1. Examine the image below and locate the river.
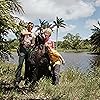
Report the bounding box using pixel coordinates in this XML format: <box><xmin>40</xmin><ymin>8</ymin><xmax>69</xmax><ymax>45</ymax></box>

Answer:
<box><xmin>60</xmin><ymin>52</ymin><xmax>100</xmax><ymax>72</ymax></box>
<box><xmin>8</xmin><ymin>52</ymin><xmax>100</xmax><ymax>72</ymax></box>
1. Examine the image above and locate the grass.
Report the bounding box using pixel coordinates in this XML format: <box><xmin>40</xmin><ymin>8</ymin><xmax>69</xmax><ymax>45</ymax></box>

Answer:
<box><xmin>57</xmin><ymin>48</ymin><xmax>90</xmax><ymax>53</ymax></box>
<box><xmin>0</xmin><ymin>61</ymin><xmax>100</xmax><ymax>100</ymax></box>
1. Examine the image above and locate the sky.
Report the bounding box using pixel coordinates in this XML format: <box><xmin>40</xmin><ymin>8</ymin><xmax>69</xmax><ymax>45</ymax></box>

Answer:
<box><xmin>9</xmin><ymin>0</ymin><xmax>100</xmax><ymax>41</ymax></box>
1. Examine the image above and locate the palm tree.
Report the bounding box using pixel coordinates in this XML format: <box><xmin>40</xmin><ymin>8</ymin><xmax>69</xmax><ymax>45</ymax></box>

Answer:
<box><xmin>90</xmin><ymin>21</ymin><xmax>100</xmax><ymax>53</ymax></box>
<box><xmin>35</xmin><ymin>19</ymin><xmax>48</xmax><ymax>33</ymax></box>
<box><xmin>35</xmin><ymin>19</ymin><xmax>53</xmax><ymax>33</ymax></box>
<box><xmin>53</xmin><ymin>17</ymin><xmax>66</xmax><ymax>50</ymax></box>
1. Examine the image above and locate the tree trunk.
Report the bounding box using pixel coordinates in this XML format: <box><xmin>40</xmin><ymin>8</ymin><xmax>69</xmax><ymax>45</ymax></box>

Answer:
<box><xmin>55</xmin><ymin>28</ymin><xmax>58</xmax><ymax>50</ymax></box>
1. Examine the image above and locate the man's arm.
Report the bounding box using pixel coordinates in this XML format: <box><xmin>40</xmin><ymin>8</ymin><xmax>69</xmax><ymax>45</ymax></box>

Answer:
<box><xmin>19</xmin><ymin>33</ymin><xmax>24</xmax><ymax>45</ymax></box>
<box><xmin>31</xmin><ymin>33</ymin><xmax>36</xmax><ymax>46</ymax></box>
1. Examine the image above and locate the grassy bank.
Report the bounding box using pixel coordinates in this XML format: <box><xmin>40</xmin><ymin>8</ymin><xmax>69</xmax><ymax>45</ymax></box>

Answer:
<box><xmin>11</xmin><ymin>48</ymin><xmax>90</xmax><ymax>53</ymax></box>
<box><xmin>0</xmin><ymin>61</ymin><xmax>100</xmax><ymax>100</ymax></box>
<box><xmin>57</xmin><ymin>48</ymin><xmax>90</xmax><ymax>53</ymax></box>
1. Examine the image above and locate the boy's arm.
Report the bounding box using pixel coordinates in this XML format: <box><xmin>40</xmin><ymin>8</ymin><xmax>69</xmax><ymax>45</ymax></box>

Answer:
<box><xmin>59</xmin><ymin>55</ymin><xmax>65</xmax><ymax>65</ymax></box>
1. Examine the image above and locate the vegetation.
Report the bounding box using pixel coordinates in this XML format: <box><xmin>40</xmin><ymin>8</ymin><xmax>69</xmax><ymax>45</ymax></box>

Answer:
<box><xmin>57</xmin><ymin>33</ymin><xmax>91</xmax><ymax>52</ymax></box>
<box><xmin>62</xmin><ymin>33</ymin><xmax>82</xmax><ymax>50</ymax></box>
<box><xmin>0</xmin><ymin>0</ymin><xmax>25</xmax><ymax>60</ymax></box>
<box><xmin>81</xmin><ymin>39</ymin><xmax>91</xmax><ymax>50</ymax></box>
<box><xmin>0</xmin><ymin>0</ymin><xmax>100</xmax><ymax>100</ymax></box>
<box><xmin>0</xmin><ymin>61</ymin><xmax>100</xmax><ymax>100</ymax></box>
<box><xmin>53</xmin><ymin>17</ymin><xmax>66</xmax><ymax>50</ymax></box>
<box><xmin>8</xmin><ymin>32</ymin><xmax>91</xmax><ymax>53</ymax></box>
<box><xmin>90</xmin><ymin>21</ymin><xmax>100</xmax><ymax>54</ymax></box>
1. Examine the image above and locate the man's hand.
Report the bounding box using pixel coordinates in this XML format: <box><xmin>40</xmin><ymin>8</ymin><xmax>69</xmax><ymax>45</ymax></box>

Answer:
<box><xmin>21</xmin><ymin>30</ymin><xmax>31</xmax><ymax>35</ymax></box>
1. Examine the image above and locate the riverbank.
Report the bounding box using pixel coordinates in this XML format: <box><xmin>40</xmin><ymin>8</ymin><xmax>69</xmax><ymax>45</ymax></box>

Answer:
<box><xmin>57</xmin><ymin>48</ymin><xmax>90</xmax><ymax>53</ymax></box>
<box><xmin>0</xmin><ymin>61</ymin><xmax>100</xmax><ymax>100</ymax></box>
<box><xmin>11</xmin><ymin>48</ymin><xmax>90</xmax><ymax>53</ymax></box>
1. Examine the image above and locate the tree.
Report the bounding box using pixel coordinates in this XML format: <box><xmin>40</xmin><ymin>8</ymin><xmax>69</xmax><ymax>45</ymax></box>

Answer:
<box><xmin>57</xmin><ymin>41</ymin><xmax>63</xmax><ymax>49</ymax></box>
<box><xmin>90</xmin><ymin>21</ymin><xmax>100</xmax><ymax>53</ymax></box>
<box><xmin>62</xmin><ymin>33</ymin><xmax>82</xmax><ymax>50</ymax></box>
<box><xmin>6</xmin><ymin>0</ymin><xmax>24</xmax><ymax>14</ymax></box>
<box><xmin>0</xmin><ymin>0</ymin><xmax>24</xmax><ymax>60</ymax></box>
<box><xmin>35</xmin><ymin>19</ymin><xmax>53</xmax><ymax>33</ymax></box>
<box><xmin>53</xmin><ymin>17</ymin><xmax>66</xmax><ymax>50</ymax></box>
<box><xmin>81</xmin><ymin>39</ymin><xmax>91</xmax><ymax>50</ymax></box>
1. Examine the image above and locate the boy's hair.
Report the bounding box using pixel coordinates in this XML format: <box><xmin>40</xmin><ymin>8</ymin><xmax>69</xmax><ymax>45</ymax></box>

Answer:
<box><xmin>43</xmin><ymin>28</ymin><xmax>52</xmax><ymax>36</ymax></box>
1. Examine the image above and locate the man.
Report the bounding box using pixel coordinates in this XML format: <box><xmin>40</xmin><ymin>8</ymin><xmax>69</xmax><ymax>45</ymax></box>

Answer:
<box><xmin>15</xmin><ymin>22</ymin><xmax>35</xmax><ymax>87</ymax></box>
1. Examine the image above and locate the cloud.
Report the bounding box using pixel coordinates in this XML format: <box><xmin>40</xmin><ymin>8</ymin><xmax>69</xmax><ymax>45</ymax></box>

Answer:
<box><xmin>14</xmin><ymin>0</ymin><xmax>98</xmax><ymax>40</ymax></box>
<box><xmin>50</xmin><ymin>24</ymin><xmax>76</xmax><ymax>41</ymax></box>
<box><xmin>95</xmin><ymin>0</ymin><xmax>100</xmax><ymax>7</ymax></box>
<box><xmin>66</xmin><ymin>24</ymin><xmax>76</xmax><ymax>32</ymax></box>
<box><xmin>85</xmin><ymin>19</ymin><xmax>100</xmax><ymax>29</ymax></box>
<box><xmin>19</xmin><ymin>0</ymin><xmax>96</xmax><ymax>21</ymax></box>
<box><xmin>85</xmin><ymin>18</ymin><xmax>100</xmax><ymax>39</ymax></box>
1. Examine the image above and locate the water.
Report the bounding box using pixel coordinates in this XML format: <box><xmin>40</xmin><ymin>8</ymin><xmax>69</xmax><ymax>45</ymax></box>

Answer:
<box><xmin>8</xmin><ymin>52</ymin><xmax>100</xmax><ymax>71</ymax></box>
<box><xmin>60</xmin><ymin>52</ymin><xmax>100</xmax><ymax>71</ymax></box>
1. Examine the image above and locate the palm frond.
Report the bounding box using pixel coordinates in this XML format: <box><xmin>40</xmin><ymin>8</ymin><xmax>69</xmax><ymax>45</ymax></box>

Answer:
<box><xmin>90</xmin><ymin>21</ymin><xmax>100</xmax><ymax>53</ymax></box>
<box><xmin>6</xmin><ymin>0</ymin><xmax>24</xmax><ymax>14</ymax></box>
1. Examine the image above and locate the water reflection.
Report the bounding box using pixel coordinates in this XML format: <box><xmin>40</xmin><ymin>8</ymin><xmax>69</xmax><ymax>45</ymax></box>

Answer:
<box><xmin>89</xmin><ymin>54</ymin><xmax>100</xmax><ymax>69</ymax></box>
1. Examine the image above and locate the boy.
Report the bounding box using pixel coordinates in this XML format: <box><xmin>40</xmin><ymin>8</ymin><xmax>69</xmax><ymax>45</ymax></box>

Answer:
<box><xmin>46</xmin><ymin>44</ymin><xmax>65</xmax><ymax>84</ymax></box>
<box><xmin>43</xmin><ymin>28</ymin><xmax>65</xmax><ymax>84</ymax></box>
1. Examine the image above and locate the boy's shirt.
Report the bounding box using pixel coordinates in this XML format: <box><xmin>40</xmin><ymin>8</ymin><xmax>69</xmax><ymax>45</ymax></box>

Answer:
<box><xmin>45</xmin><ymin>39</ymin><xmax>65</xmax><ymax>66</ymax></box>
<box><xmin>46</xmin><ymin>39</ymin><xmax>55</xmax><ymax>49</ymax></box>
<box><xmin>48</xmin><ymin>48</ymin><xmax>63</xmax><ymax>65</ymax></box>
